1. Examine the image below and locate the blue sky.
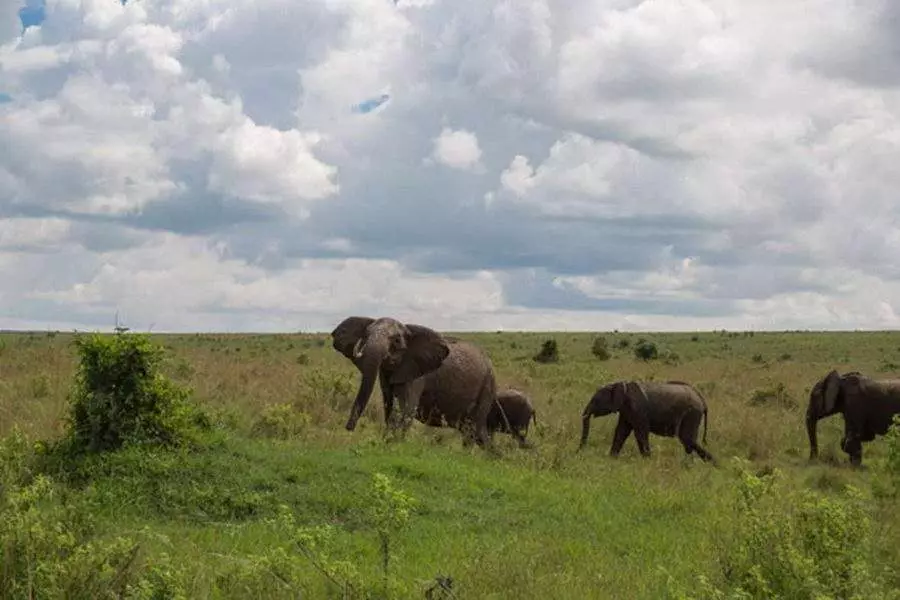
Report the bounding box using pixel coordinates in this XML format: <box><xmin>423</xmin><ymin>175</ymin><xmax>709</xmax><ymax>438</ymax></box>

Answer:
<box><xmin>18</xmin><ymin>1</ymin><xmax>45</xmax><ymax>30</ymax></box>
<box><xmin>1</xmin><ymin>1</ymin><xmax>900</xmax><ymax>333</ymax></box>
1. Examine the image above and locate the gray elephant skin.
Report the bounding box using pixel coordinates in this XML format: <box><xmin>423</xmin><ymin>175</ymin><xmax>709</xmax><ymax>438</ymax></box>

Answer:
<box><xmin>806</xmin><ymin>369</ymin><xmax>900</xmax><ymax>466</ymax></box>
<box><xmin>579</xmin><ymin>380</ymin><xmax>714</xmax><ymax>462</ymax></box>
<box><xmin>486</xmin><ymin>388</ymin><xmax>537</xmax><ymax>447</ymax></box>
<box><xmin>330</xmin><ymin>316</ymin><xmax>497</xmax><ymax>447</ymax></box>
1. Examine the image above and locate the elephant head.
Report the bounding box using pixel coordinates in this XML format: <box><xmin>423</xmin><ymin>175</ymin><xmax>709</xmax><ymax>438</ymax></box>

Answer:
<box><xmin>579</xmin><ymin>381</ymin><xmax>645</xmax><ymax>448</ymax></box>
<box><xmin>806</xmin><ymin>369</ymin><xmax>845</xmax><ymax>459</ymax></box>
<box><xmin>331</xmin><ymin>316</ymin><xmax>450</xmax><ymax>431</ymax></box>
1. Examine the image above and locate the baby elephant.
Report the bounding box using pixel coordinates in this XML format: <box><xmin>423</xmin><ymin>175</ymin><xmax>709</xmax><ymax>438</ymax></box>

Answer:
<box><xmin>487</xmin><ymin>388</ymin><xmax>537</xmax><ymax>447</ymax></box>
<box><xmin>579</xmin><ymin>380</ymin><xmax>714</xmax><ymax>462</ymax></box>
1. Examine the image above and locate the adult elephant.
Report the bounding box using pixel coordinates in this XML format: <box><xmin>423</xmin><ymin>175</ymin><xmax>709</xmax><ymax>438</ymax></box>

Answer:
<box><xmin>579</xmin><ymin>380</ymin><xmax>714</xmax><ymax>462</ymax></box>
<box><xmin>330</xmin><ymin>316</ymin><xmax>497</xmax><ymax>447</ymax></box>
<box><xmin>806</xmin><ymin>369</ymin><xmax>900</xmax><ymax>466</ymax></box>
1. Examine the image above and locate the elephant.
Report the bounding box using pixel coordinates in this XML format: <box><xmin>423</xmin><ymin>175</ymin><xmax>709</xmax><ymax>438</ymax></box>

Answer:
<box><xmin>330</xmin><ymin>316</ymin><xmax>497</xmax><ymax>447</ymax></box>
<box><xmin>486</xmin><ymin>388</ymin><xmax>538</xmax><ymax>447</ymax></box>
<box><xmin>806</xmin><ymin>369</ymin><xmax>900</xmax><ymax>466</ymax></box>
<box><xmin>579</xmin><ymin>379</ymin><xmax>714</xmax><ymax>462</ymax></box>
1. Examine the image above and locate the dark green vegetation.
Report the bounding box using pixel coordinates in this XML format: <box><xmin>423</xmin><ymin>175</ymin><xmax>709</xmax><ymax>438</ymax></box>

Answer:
<box><xmin>2</xmin><ymin>329</ymin><xmax>900</xmax><ymax>598</ymax></box>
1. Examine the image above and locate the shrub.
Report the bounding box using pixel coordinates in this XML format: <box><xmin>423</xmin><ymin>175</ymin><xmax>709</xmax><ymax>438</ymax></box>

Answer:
<box><xmin>614</xmin><ymin>338</ymin><xmax>631</xmax><ymax>349</ymax></box>
<box><xmin>591</xmin><ymin>336</ymin><xmax>611</xmax><ymax>360</ymax></box>
<box><xmin>64</xmin><ymin>331</ymin><xmax>199</xmax><ymax>454</ymax></box>
<box><xmin>633</xmin><ymin>339</ymin><xmax>659</xmax><ymax>361</ymax></box>
<box><xmin>250</xmin><ymin>403</ymin><xmax>312</xmax><ymax>440</ymax></box>
<box><xmin>748</xmin><ymin>382</ymin><xmax>796</xmax><ymax>410</ymax></box>
<box><xmin>533</xmin><ymin>339</ymin><xmax>559</xmax><ymax>364</ymax></box>
<box><xmin>670</xmin><ymin>461</ymin><xmax>898</xmax><ymax>600</ymax></box>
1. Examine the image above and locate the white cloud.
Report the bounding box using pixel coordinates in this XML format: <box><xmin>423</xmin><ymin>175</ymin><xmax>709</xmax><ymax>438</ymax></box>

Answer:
<box><xmin>431</xmin><ymin>127</ymin><xmax>482</xmax><ymax>171</ymax></box>
<box><xmin>3</xmin><ymin>0</ymin><xmax>900</xmax><ymax>332</ymax></box>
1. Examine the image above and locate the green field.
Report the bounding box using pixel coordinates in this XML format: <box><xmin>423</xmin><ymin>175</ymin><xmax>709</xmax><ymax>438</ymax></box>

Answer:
<box><xmin>1</xmin><ymin>329</ymin><xmax>900</xmax><ymax>599</ymax></box>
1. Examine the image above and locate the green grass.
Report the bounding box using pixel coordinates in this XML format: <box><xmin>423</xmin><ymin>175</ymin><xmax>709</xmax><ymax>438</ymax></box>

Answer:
<box><xmin>2</xmin><ymin>329</ymin><xmax>900</xmax><ymax>598</ymax></box>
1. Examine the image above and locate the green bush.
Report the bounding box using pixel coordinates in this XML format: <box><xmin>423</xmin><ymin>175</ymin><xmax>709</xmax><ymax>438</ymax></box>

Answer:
<box><xmin>64</xmin><ymin>332</ymin><xmax>199</xmax><ymax>454</ymax></box>
<box><xmin>591</xmin><ymin>336</ymin><xmax>611</xmax><ymax>360</ymax></box>
<box><xmin>533</xmin><ymin>339</ymin><xmax>559</xmax><ymax>364</ymax></box>
<box><xmin>250</xmin><ymin>404</ymin><xmax>312</xmax><ymax>440</ymax></box>
<box><xmin>670</xmin><ymin>461</ymin><xmax>898</xmax><ymax>600</ymax></box>
<box><xmin>633</xmin><ymin>339</ymin><xmax>659</xmax><ymax>361</ymax></box>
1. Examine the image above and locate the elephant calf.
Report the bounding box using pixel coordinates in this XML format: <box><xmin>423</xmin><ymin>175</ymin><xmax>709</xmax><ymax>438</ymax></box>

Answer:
<box><xmin>486</xmin><ymin>388</ymin><xmax>537</xmax><ymax>447</ymax></box>
<box><xmin>579</xmin><ymin>379</ymin><xmax>714</xmax><ymax>463</ymax></box>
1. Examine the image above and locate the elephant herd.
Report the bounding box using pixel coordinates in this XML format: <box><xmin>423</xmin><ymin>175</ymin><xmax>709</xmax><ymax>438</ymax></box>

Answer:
<box><xmin>332</xmin><ymin>316</ymin><xmax>900</xmax><ymax>467</ymax></box>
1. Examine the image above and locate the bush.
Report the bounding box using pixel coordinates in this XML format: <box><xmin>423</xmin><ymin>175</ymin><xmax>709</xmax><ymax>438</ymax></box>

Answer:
<box><xmin>614</xmin><ymin>338</ymin><xmax>631</xmax><ymax>349</ymax></box>
<box><xmin>669</xmin><ymin>461</ymin><xmax>898</xmax><ymax>600</ymax></box>
<box><xmin>591</xmin><ymin>336</ymin><xmax>611</xmax><ymax>361</ymax></box>
<box><xmin>64</xmin><ymin>331</ymin><xmax>199</xmax><ymax>454</ymax></box>
<box><xmin>250</xmin><ymin>403</ymin><xmax>312</xmax><ymax>440</ymax></box>
<box><xmin>633</xmin><ymin>339</ymin><xmax>659</xmax><ymax>361</ymax></box>
<box><xmin>748</xmin><ymin>382</ymin><xmax>796</xmax><ymax>410</ymax></box>
<box><xmin>533</xmin><ymin>339</ymin><xmax>559</xmax><ymax>364</ymax></box>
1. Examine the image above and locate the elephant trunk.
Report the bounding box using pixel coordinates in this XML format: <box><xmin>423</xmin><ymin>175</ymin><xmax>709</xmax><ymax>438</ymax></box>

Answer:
<box><xmin>345</xmin><ymin>337</ymin><xmax>389</xmax><ymax>431</ymax></box>
<box><xmin>579</xmin><ymin>413</ymin><xmax>592</xmax><ymax>449</ymax></box>
<box><xmin>806</xmin><ymin>412</ymin><xmax>819</xmax><ymax>460</ymax></box>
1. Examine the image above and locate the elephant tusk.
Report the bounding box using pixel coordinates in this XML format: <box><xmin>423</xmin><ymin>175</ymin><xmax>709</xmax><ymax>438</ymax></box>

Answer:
<box><xmin>353</xmin><ymin>337</ymin><xmax>367</xmax><ymax>358</ymax></box>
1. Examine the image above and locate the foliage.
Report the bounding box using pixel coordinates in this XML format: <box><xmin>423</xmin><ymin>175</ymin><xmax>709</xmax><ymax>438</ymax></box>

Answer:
<box><xmin>747</xmin><ymin>381</ymin><xmax>797</xmax><ymax>410</ymax></box>
<box><xmin>591</xmin><ymin>336</ymin><xmax>611</xmax><ymax>361</ymax></box>
<box><xmin>669</xmin><ymin>461</ymin><xmax>898</xmax><ymax>600</ymax></box>
<box><xmin>63</xmin><ymin>332</ymin><xmax>200</xmax><ymax>454</ymax></box>
<box><xmin>532</xmin><ymin>339</ymin><xmax>559</xmax><ymax>363</ymax></box>
<box><xmin>633</xmin><ymin>339</ymin><xmax>659</xmax><ymax>361</ymax></box>
<box><xmin>250</xmin><ymin>403</ymin><xmax>311</xmax><ymax>440</ymax></box>
<box><xmin>885</xmin><ymin>415</ymin><xmax>900</xmax><ymax>495</ymax></box>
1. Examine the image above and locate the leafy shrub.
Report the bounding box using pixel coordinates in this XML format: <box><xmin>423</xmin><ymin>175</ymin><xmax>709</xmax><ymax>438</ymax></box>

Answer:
<box><xmin>533</xmin><ymin>339</ymin><xmax>559</xmax><ymax>364</ymax></box>
<box><xmin>661</xmin><ymin>349</ymin><xmax>681</xmax><ymax>365</ymax></box>
<box><xmin>614</xmin><ymin>338</ymin><xmax>631</xmax><ymax>349</ymax></box>
<box><xmin>751</xmin><ymin>353</ymin><xmax>765</xmax><ymax>364</ymax></box>
<box><xmin>591</xmin><ymin>336</ymin><xmax>611</xmax><ymax>361</ymax></box>
<box><xmin>690</xmin><ymin>334</ymin><xmax>700</xmax><ymax>342</ymax></box>
<box><xmin>64</xmin><ymin>331</ymin><xmax>199</xmax><ymax>454</ymax></box>
<box><xmin>250</xmin><ymin>403</ymin><xmax>311</xmax><ymax>440</ymax></box>
<box><xmin>0</xmin><ymin>433</ymin><xmax>186</xmax><ymax>600</ymax></box>
<box><xmin>670</xmin><ymin>461</ymin><xmax>898</xmax><ymax>600</ymax></box>
<box><xmin>748</xmin><ymin>382</ymin><xmax>796</xmax><ymax>410</ymax></box>
<box><xmin>633</xmin><ymin>339</ymin><xmax>659</xmax><ymax>361</ymax></box>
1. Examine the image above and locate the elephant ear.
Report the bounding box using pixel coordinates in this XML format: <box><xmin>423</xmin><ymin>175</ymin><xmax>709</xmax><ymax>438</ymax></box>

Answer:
<box><xmin>331</xmin><ymin>316</ymin><xmax>375</xmax><ymax>361</ymax></box>
<box><xmin>622</xmin><ymin>381</ymin><xmax>649</xmax><ymax>409</ymax></box>
<box><xmin>609</xmin><ymin>381</ymin><xmax>629</xmax><ymax>411</ymax></box>
<box><xmin>389</xmin><ymin>323</ymin><xmax>450</xmax><ymax>384</ymax></box>
<box><xmin>822</xmin><ymin>369</ymin><xmax>841</xmax><ymax>414</ymax></box>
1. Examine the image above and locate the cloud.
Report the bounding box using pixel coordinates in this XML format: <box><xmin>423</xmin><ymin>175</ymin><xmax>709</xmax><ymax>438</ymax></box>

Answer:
<box><xmin>430</xmin><ymin>127</ymin><xmax>483</xmax><ymax>171</ymax></box>
<box><xmin>2</xmin><ymin>0</ymin><xmax>900</xmax><ymax>333</ymax></box>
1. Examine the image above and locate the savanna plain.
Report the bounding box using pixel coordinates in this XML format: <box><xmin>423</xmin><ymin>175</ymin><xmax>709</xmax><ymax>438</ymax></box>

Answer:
<box><xmin>2</xmin><ymin>328</ymin><xmax>900</xmax><ymax>599</ymax></box>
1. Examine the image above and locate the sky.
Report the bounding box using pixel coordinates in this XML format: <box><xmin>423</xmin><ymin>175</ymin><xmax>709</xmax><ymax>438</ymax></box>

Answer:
<box><xmin>2</xmin><ymin>0</ymin><xmax>900</xmax><ymax>333</ymax></box>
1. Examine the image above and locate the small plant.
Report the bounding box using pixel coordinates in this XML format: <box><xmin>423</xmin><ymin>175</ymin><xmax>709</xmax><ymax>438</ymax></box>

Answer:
<box><xmin>614</xmin><ymin>338</ymin><xmax>631</xmax><ymax>349</ymax></box>
<box><xmin>250</xmin><ymin>403</ymin><xmax>311</xmax><ymax>440</ymax></box>
<box><xmin>533</xmin><ymin>339</ymin><xmax>559</xmax><ymax>363</ymax></box>
<box><xmin>690</xmin><ymin>334</ymin><xmax>700</xmax><ymax>342</ymax></box>
<box><xmin>751</xmin><ymin>353</ymin><xmax>765</xmax><ymax>364</ymax></box>
<box><xmin>633</xmin><ymin>340</ymin><xmax>659</xmax><ymax>361</ymax></box>
<box><xmin>591</xmin><ymin>336</ymin><xmax>611</xmax><ymax>360</ymax></box>
<box><xmin>63</xmin><ymin>331</ymin><xmax>199</xmax><ymax>454</ymax></box>
<box><xmin>748</xmin><ymin>382</ymin><xmax>796</xmax><ymax>410</ymax></box>
<box><xmin>778</xmin><ymin>352</ymin><xmax>792</xmax><ymax>361</ymax></box>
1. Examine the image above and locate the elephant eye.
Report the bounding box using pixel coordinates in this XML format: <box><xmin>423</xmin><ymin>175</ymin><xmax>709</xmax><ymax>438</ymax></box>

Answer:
<box><xmin>389</xmin><ymin>334</ymin><xmax>403</xmax><ymax>349</ymax></box>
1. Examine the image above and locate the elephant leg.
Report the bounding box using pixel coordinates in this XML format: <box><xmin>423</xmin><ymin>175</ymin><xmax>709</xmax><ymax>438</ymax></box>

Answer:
<box><xmin>677</xmin><ymin>414</ymin><xmax>714</xmax><ymax>462</ymax></box>
<box><xmin>633</xmin><ymin>428</ymin><xmax>651</xmax><ymax>457</ymax></box>
<box><xmin>394</xmin><ymin>379</ymin><xmax>426</xmax><ymax>433</ymax></box>
<box><xmin>380</xmin><ymin>376</ymin><xmax>395</xmax><ymax>425</ymax></box>
<box><xmin>609</xmin><ymin>417</ymin><xmax>633</xmax><ymax>457</ymax></box>
<box><xmin>470</xmin><ymin>377</ymin><xmax>496</xmax><ymax>449</ymax></box>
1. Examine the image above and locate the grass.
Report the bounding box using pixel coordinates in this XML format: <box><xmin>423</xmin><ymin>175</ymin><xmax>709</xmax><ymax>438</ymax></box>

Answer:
<box><xmin>2</xmin><ymin>329</ymin><xmax>900</xmax><ymax>598</ymax></box>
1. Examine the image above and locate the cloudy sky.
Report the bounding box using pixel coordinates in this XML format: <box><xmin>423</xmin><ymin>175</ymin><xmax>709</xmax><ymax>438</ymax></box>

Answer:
<box><xmin>2</xmin><ymin>0</ymin><xmax>900</xmax><ymax>333</ymax></box>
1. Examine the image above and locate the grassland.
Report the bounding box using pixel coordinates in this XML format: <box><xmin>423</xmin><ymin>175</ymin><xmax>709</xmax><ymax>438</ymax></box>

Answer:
<box><xmin>2</xmin><ymin>329</ymin><xmax>900</xmax><ymax>598</ymax></box>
